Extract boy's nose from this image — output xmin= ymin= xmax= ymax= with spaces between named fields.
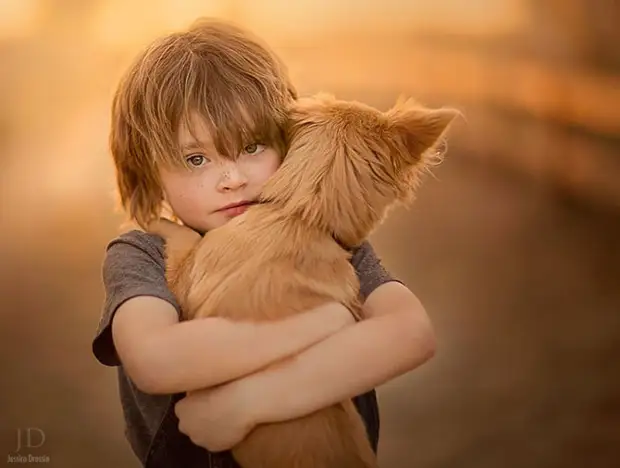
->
xmin=218 ymin=163 xmax=248 ymax=191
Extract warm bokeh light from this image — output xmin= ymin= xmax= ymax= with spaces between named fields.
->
xmin=0 ymin=0 xmax=44 ymax=40
xmin=2 ymin=0 xmax=617 ymax=210
xmin=1 ymin=2 xmax=619 ymax=467
xmin=234 ymin=0 xmax=529 ymax=38
xmin=91 ymin=0 xmax=232 ymax=48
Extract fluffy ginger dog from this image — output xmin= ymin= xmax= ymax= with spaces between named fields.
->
xmin=149 ymin=94 xmax=458 ymax=468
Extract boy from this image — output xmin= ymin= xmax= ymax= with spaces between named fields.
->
xmin=92 ymin=18 xmax=436 ymax=468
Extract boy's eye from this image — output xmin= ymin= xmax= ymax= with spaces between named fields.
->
xmin=186 ymin=154 xmax=209 ymax=167
xmin=243 ymin=143 xmax=265 ymax=155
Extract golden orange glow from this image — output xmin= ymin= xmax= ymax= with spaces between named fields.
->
xmin=238 ymin=0 xmax=529 ymax=39
xmin=85 ymin=0 xmax=529 ymax=48
xmin=90 ymin=0 xmax=232 ymax=48
xmin=0 ymin=0 xmax=618 ymax=216
xmin=0 ymin=0 xmax=44 ymax=40
xmin=2 ymin=5 xmax=620 ymax=468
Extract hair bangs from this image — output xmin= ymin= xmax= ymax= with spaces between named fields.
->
xmin=176 ymin=56 xmax=287 ymax=163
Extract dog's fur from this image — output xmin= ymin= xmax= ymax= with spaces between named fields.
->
xmin=149 ymin=94 xmax=458 ymax=468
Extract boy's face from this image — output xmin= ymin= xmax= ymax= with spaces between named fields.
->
xmin=159 ymin=113 xmax=281 ymax=233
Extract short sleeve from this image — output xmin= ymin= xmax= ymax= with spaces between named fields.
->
xmin=92 ymin=230 xmax=181 ymax=367
xmin=350 ymin=241 xmax=400 ymax=301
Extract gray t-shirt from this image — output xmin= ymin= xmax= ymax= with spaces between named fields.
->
xmin=92 ymin=230 xmax=396 ymax=467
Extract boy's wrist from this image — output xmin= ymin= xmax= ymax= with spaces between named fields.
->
xmin=224 ymin=303 xmax=356 ymax=428
xmin=319 ymin=302 xmax=357 ymax=329
xmin=238 ymin=360 xmax=300 ymax=426
xmin=230 ymin=371 xmax=273 ymax=427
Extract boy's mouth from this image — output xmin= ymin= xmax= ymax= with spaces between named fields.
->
xmin=217 ymin=200 xmax=257 ymax=217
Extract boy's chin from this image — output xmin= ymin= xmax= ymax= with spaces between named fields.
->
xmin=190 ymin=215 xmax=232 ymax=233
xmin=179 ymin=219 xmax=214 ymax=235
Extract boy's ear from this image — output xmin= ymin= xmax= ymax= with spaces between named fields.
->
xmin=386 ymin=99 xmax=461 ymax=156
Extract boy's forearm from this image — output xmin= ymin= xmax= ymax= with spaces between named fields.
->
xmin=239 ymin=309 xmax=435 ymax=425
xmin=137 ymin=303 xmax=354 ymax=394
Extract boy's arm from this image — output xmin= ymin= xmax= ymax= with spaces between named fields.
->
xmin=231 ymin=281 xmax=435 ymax=425
xmin=96 ymin=232 xmax=354 ymax=396
xmin=112 ymin=296 xmax=354 ymax=395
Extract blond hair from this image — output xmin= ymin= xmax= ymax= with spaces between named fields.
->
xmin=110 ymin=18 xmax=297 ymax=228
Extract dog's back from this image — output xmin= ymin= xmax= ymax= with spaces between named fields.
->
xmin=178 ymin=205 xmax=360 ymax=322
xmin=169 ymin=204 xmax=376 ymax=468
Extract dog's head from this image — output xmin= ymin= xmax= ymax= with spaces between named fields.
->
xmin=260 ymin=93 xmax=459 ymax=247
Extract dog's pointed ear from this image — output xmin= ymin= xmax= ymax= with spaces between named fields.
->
xmin=386 ymin=100 xmax=461 ymax=156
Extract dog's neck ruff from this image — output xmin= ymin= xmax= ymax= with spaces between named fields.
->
xmin=256 ymin=198 xmax=355 ymax=252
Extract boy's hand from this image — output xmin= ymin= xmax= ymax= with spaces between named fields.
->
xmin=175 ymin=380 xmax=257 ymax=452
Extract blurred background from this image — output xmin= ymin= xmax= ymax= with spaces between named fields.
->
xmin=1 ymin=0 xmax=619 ymax=466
